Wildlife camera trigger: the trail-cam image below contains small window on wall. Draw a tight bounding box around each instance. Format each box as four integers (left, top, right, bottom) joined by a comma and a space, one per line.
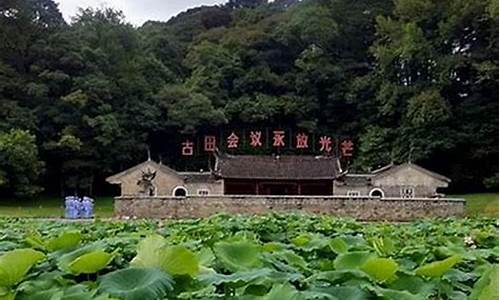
172, 186, 188, 197
400, 187, 415, 199
347, 190, 360, 197
197, 189, 209, 196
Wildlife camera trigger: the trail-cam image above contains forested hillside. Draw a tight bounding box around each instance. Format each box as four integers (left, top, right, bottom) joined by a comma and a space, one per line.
0, 0, 498, 197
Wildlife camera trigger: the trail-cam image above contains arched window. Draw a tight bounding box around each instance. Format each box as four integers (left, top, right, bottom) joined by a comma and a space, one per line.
172, 186, 188, 197
369, 188, 385, 198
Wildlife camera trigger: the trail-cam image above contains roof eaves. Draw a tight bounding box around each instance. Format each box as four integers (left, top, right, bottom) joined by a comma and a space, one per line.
106, 160, 182, 183
409, 164, 452, 183
371, 163, 394, 174
105, 161, 150, 183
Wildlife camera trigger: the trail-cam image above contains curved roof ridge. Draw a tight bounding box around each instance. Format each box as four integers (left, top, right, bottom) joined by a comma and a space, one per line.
214, 154, 340, 179
106, 160, 180, 183
371, 162, 451, 183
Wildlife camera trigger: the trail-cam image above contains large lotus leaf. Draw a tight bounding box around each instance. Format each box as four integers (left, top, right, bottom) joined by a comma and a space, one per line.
197, 247, 215, 267
98, 268, 174, 300
291, 234, 328, 251
198, 268, 274, 286
0, 241, 18, 252
388, 274, 436, 298
360, 257, 398, 282
20, 285, 94, 300
57, 242, 104, 273
46, 231, 82, 252
0, 287, 15, 300
307, 286, 369, 300
436, 244, 475, 261
0, 249, 45, 286
160, 246, 199, 277
469, 264, 499, 300
370, 286, 422, 300
130, 235, 165, 268
17, 288, 63, 300
198, 267, 301, 289
16, 271, 69, 300
24, 231, 45, 251
329, 237, 349, 254
261, 284, 304, 300
415, 255, 461, 278
214, 240, 262, 272
250, 270, 303, 287
279, 250, 308, 270
262, 242, 285, 253
290, 234, 310, 247
333, 251, 375, 270
177, 285, 217, 300
60, 284, 96, 300
68, 250, 114, 275
306, 270, 369, 285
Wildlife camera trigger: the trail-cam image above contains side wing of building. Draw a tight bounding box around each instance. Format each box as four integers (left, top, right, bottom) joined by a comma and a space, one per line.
334, 163, 451, 198
106, 160, 223, 196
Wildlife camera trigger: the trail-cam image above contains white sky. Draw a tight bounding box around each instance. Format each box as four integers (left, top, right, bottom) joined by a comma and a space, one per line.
57, 0, 228, 26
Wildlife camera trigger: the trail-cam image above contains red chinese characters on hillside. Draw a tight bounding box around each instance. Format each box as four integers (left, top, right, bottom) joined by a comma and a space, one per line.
181, 130, 354, 158
227, 132, 239, 148
319, 136, 333, 153
249, 131, 262, 147
272, 130, 285, 147
181, 140, 194, 156
340, 140, 354, 157
296, 133, 308, 149
204, 136, 216, 152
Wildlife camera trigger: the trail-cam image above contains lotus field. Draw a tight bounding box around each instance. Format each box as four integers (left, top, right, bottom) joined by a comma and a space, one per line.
0, 215, 497, 300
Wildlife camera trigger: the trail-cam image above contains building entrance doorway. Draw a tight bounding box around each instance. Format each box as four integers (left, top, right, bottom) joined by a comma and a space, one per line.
259, 183, 297, 195
224, 179, 333, 195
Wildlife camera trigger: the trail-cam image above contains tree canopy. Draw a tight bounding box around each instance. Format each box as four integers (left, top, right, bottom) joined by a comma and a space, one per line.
0, 0, 497, 197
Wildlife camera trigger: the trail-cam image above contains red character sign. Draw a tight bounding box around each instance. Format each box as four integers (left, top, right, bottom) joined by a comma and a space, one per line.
227, 132, 239, 148
296, 133, 309, 149
319, 136, 332, 153
273, 130, 285, 147
249, 131, 262, 147
204, 136, 216, 152
181, 140, 194, 156
340, 140, 354, 157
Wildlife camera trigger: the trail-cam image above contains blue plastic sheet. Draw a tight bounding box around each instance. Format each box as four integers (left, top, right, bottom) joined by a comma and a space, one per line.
64, 196, 94, 219
81, 196, 94, 219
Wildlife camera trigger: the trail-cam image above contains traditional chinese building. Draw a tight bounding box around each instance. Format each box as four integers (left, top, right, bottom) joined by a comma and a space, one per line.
213, 154, 340, 195
106, 154, 450, 199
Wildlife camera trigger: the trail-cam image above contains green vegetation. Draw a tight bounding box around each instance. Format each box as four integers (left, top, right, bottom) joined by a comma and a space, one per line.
453, 193, 499, 218
0, 197, 114, 218
0, 214, 497, 299
0, 0, 498, 199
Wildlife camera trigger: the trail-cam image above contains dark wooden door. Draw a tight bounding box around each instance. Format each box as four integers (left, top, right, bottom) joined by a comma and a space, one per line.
259, 182, 298, 195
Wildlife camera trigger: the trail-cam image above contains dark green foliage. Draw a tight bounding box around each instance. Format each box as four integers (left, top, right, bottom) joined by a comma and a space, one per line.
0, 129, 44, 197
0, 215, 498, 298
0, 0, 497, 198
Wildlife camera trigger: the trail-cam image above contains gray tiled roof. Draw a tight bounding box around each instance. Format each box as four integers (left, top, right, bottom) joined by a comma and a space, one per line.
214, 154, 340, 179
372, 163, 451, 182
179, 172, 217, 183
106, 160, 181, 183
342, 174, 372, 186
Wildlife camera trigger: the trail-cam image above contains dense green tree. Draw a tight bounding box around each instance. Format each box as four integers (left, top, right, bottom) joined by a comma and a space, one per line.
0, 129, 44, 197
155, 85, 227, 133
0, 0, 497, 197
359, 0, 499, 190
